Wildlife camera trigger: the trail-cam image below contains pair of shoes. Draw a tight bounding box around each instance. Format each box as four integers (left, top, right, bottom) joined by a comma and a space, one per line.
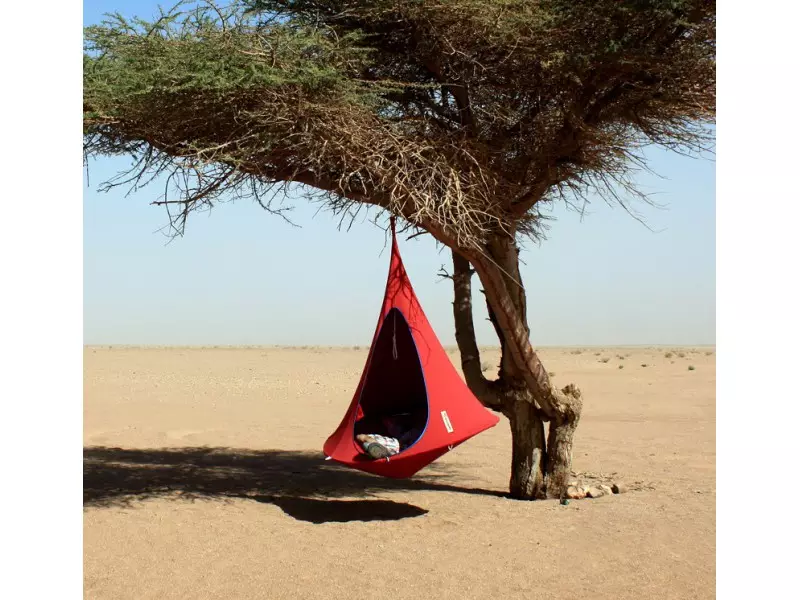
365, 442, 392, 460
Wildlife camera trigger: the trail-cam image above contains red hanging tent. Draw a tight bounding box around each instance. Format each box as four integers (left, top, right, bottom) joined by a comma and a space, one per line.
323, 219, 500, 478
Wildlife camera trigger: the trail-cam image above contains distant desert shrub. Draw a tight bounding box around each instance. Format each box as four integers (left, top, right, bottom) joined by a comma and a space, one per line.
618, 365, 624, 369
641, 363, 648, 367
705, 351, 713, 356
481, 361, 492, 372
688, 365, 696, 371
548, 371, 556, 377
664, 351, 673, 359
570, 349, 582, 355
600, 357, 610, 363
678, 352, 686, 358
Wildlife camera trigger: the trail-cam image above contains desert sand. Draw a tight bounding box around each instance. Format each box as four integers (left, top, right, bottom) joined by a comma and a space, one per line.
84, 346, 715, 600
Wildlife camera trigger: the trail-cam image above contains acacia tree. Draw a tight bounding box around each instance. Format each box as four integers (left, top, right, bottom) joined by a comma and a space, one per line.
83, 0, 715, 499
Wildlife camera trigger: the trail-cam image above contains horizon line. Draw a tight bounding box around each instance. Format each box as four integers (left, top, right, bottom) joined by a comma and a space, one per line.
84, 343, 716, 350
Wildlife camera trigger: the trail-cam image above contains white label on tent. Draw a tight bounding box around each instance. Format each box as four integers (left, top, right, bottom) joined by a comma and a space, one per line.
441, 410, 454, 433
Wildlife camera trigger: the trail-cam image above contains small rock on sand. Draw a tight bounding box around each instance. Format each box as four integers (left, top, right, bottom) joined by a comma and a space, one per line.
599, 484, 613, 496
585, 487, 606, 499
566, 485, 586, 500
611, 483, 627, 494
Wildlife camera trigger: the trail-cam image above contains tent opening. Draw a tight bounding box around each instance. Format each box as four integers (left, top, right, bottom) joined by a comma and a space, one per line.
353, 308, 428, 455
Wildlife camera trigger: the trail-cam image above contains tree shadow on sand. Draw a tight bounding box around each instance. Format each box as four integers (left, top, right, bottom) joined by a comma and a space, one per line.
84, 446, 505, 523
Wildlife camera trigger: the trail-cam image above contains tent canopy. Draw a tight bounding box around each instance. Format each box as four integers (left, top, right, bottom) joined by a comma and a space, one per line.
323, 220, 500, 478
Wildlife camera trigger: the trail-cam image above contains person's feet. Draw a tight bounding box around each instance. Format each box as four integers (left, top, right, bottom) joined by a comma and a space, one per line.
356, 434, 395, 459
365, 442, 392, 459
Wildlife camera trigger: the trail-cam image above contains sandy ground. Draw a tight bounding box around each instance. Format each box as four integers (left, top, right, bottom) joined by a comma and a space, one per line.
84, 346, 715, 600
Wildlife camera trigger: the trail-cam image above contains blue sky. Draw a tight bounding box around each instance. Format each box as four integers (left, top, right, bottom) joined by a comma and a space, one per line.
83, 1, 716, 347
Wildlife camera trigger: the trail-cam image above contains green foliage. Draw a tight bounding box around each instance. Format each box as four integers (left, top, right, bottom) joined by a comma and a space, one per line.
84, 5, 378, 124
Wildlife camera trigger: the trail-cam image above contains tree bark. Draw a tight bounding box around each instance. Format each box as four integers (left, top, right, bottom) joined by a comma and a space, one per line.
508, 392, 548, 499
451, 251, 499, 407
474, 249, 582, 499
450, 234, 582, 500
451, 246, 548, 499
545, 386, 581, 496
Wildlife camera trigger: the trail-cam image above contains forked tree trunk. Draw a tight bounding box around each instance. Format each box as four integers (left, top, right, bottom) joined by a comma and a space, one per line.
450, 236, 582, 500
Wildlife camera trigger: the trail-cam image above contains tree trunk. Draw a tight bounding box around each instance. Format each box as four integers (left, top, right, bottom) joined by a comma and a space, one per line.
544, 383, 581, 496
450, 234, 582, 500
507, 390, 547, 499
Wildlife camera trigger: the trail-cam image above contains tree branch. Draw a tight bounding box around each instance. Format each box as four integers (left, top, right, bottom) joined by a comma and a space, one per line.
467, 249, 582, 424
451, 249, 503, 410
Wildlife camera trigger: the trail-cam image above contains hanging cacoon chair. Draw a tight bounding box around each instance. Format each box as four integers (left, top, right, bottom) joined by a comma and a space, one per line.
323, 218, 500, 478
